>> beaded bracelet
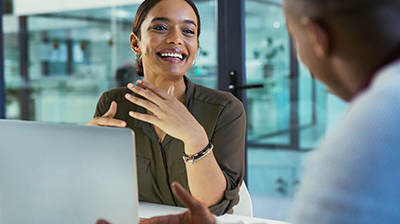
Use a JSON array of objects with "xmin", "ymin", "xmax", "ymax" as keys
[{"xmin": 182, "ymin": 141, "xmax": 213, "ymax": 165}]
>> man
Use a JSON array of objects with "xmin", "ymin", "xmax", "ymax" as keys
[
  {"xmin": 98, "ymin": 0, "xmax": 400, "ymax": 223},
  {"xmin": 283, "ymin": 0, "xmax": 400, "ymax": 222}
]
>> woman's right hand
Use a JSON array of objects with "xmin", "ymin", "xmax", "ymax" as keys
[{"xmin": 85, "ymin": 101, "xmax": 127, "ymax": 127}]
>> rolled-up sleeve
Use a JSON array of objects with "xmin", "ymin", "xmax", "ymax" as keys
[{"xmin": 208, "ymin": 98, "xmax": 246, "ymax": 215}]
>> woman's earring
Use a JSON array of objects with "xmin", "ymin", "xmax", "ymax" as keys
[
  {"xmin": 135, "ymin": 54, "xmax": 142, "ymax": 60},
  {"xmin": 192, "ymin": 47, "xmax": 201, "ymax": 66}
]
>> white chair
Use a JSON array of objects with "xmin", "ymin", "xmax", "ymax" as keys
[{"xmin": 232, "ymin": 181, "xmax": 253, "ymax": 217}]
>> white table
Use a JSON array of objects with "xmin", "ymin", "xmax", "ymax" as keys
[{"xmin": 139, "ymin": 202, "xmax": 290, "ymax": 224}]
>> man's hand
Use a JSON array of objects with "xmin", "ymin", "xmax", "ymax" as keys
[
  {"xmin": 95, "ymin": 182, "xmax": 215, "ymax": 224},
  {"xmin": 139, "ymin": 182, "xmax": 215, "ymax": 224}
]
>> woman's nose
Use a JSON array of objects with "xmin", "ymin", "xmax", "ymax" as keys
[{"xmin": 166, "ymin": 28, "xmax": 183, "ymax": 45}]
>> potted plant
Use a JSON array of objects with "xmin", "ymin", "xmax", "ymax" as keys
[
  {"xmin": 253, "ymin": 36, "xmax": 284, "ymax": 78},
  {"xmin": 6, "ymin": 88, "xmax": 19, "ymax": 106}
]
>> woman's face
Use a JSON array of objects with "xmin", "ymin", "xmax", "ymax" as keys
[{"xmin": 133, "ymin": 0, "xmax": 199, "ymax": 79}]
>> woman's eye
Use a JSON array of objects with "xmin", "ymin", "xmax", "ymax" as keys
[
  {"xmin": 183, "ymin": 29, "xmax": 195, "ymax": 35},
  {"xmin": 153, "ymin": 26, "xmax": 167, "ymax": 31}
]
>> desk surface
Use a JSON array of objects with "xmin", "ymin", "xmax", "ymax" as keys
[{"xmin": 139, "ymin": 202, "xmax": 290, "ymax": 224}]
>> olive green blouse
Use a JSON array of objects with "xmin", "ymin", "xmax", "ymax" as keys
[{"xmin": 93, "ymin": 77, "xmax": 246, "ymax": 215}]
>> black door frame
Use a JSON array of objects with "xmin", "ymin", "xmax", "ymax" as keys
[
  {"xmin": 216, "ymin": 0, "xmax": 309, "ymax": 182},
  {"xmin": 217, "ymin": 0, "xmax": 248, "ymax": 182},
  {"xmin": 0, "ymin": 0, "xmax": 5, "ymax": 119}
]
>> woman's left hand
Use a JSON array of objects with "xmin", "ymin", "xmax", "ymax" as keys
[{"xmin": 125, "ymin": 80, "xmax": 208, "ymax": 149}]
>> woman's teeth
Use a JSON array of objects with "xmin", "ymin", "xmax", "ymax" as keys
[{"xmin": 160, "ymin": 52, "xmax": 184, "ymax": 60}]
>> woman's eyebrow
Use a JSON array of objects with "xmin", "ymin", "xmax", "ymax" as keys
[
  {"xmin": 151, "ymin": 17, "xmax": 170, "ymax": 23},
  {"xmin": 151, "ymin": 17, "xmax": 196, "ymax": 27},
  {"xmin": 183, "ymin": 19, "xmax": 196, "ymax": 27}
]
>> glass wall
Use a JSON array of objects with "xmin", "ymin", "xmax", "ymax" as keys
[
  {"xmin": 3, "ymin": 0, "xmax": 217, "ymax": 124},
  {"xmin": 3, "ymin": 16, "xmax": 21, "ymax": 119},
  {"xmin": 244, "ymin": 0, "xmax": 347, "ymax": 221},
  {"xmin": 245, "ymin": 0, "xmax": 290, "ymax": 144}
]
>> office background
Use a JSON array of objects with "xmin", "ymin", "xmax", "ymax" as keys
[{"xmin": 1, "ymin": 0, "xmax": 348, "ymax": 221}]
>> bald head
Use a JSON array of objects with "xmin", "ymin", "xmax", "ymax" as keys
[{"xmin": 283, "ymin": 0, "xmax": 400, "ymax": 101}]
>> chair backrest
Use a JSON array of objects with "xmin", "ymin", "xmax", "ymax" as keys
[{"xmin": 232, "ymin": 181, "xmax": 253, "ymax": 217}]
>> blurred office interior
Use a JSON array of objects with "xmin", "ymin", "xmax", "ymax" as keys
[{"xmin": 1, "ymin": 0, "xmax": 348, "ymax": 221}]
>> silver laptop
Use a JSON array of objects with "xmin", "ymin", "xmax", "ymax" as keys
[{"xmin": 0, "ymin": 119, "xmax": 139, "ymax": 224}]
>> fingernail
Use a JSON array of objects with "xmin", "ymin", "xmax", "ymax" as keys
[
  {"xmin": 127, "ymin": 83, "xmax": 134, "ymax": 88},
  {"xmin": 121, "ymin": 122, "xmax": 126, "ymax": 126},
  {"xmin": 136, "ymin": 80, "xmax": 142, "ymax": 84},
  {"xmin": 168, "ymin": 86, "xmax": 174, "ymax": 95},
  {"xmin": 125, "ymin": 93, "xmax": 131, "ymax": 99},
  {"xmin": 129, "ymin": 111, "xmax": 134, "ymax": 116}
]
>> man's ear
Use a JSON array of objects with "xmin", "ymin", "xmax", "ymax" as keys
[
  {"xmin": 129, "ymin": 33, "xmax": 141, "ymax": 55},
  {"xmin": 301, "ymin": 17, "xmax": 331, "ymax": 57}
]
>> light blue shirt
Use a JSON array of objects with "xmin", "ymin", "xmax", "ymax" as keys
[{"xmin": 289, "ymin": 59, "xmax": 400, "ymax": 223}]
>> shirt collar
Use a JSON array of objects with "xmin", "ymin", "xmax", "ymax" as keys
[
  {"xmin": 356, "ymin": 42, "xmax": 400, "ymax": 95},
  {"xmin": 183, "ymin": 75, "xmax": 195, "ymax": 107}
]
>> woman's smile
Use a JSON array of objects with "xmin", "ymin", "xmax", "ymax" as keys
[{"xmin": 157, "ymin": 48, "xmax": 187, "ymax": 63}]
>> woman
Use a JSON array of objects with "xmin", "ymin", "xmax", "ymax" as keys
[{"xmin": 86, "ymin": 0, "xmax": 245, "ymax": 216}]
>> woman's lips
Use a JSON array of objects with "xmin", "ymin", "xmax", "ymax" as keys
[{"xmin": 157, "ymin": 52, "xmax": 187, "ymax": 63}]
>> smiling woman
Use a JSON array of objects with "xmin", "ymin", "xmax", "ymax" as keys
[
  {"xmin": 130, "ymin": 0, "xmax": 199, "ymax": 82},
  {"xmin": 86, "ymin": 0, "xmax": 246, "ymax": 216}
]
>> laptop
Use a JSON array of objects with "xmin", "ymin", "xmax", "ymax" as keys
[{"xmin": 0, "ymin": 119, "xmax": 139, "ymax": 224}]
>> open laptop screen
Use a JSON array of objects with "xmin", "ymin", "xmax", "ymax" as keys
[{"xmin": 0, "ymin": 119, "xmax": 139, "ymax": 224}]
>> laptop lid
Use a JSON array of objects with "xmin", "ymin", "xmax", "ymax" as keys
[{"xmin": 0, "ymin": 119, "xmax": 139, "ymax": 224}]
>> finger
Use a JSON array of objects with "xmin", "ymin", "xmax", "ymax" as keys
[
  {"xmin": 102, "ymin": 101, "xmax": 118, "ymax": 118},
  {"xmin": 139, "ymin": 215, "xmax": 180, "ymax": 224},
  {"xmin": 87, "ymin": 117, "xmax": 126, "ymax": 127},
  {"xmin": 127, "ymin": 83, "xmax": 169, "ymax": 110},
  {"xmin": 125, "ymin": 93, "xmax": 161, "ymax": 114},
  {"xmin": 136, "ymin": 80, "xmax": 168, "ymax": 97},
  {"xmin": 133, "ymin": 80, "xmax": 171, "ymax": 100},
  {"xmin": 129, "ymin": 111, "xmax": 159, "ymax": 125},
  {"xmin": 95, "ymin": 219, "xmax": 111, "ymax": 224},
  {"xmin": 171, "ymin": 182, "xmax": 205, "ymax": 212}
]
